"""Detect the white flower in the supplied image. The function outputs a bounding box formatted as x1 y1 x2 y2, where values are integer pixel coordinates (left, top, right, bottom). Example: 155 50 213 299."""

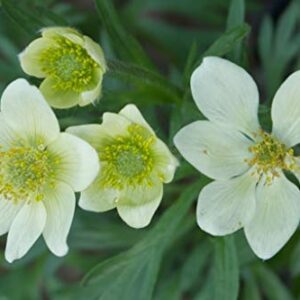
67 104 178 228
0 79 100 262
174 56 300 259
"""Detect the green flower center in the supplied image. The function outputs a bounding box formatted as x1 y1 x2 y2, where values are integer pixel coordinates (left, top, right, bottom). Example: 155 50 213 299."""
40 37 98 92
0 145 60 202
99 124 155 189
246 131 294 182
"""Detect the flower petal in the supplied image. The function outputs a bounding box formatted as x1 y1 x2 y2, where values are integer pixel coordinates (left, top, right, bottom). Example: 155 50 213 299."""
40 77 81 109
271 71 300 147
19 37 53 78
119 104 155 134
245 174 300 259
83 35 107 70
0 114 17 148
79 178 118 212
196 170 257 235
43 182 75 256
191 56 260 138
153 139 178 183
41 27 83 45
0 199 23 236
79 77 102 107
1 79 60 145
5 201 46 263
117 184 163 228
174 120 253 180
48 132 100 192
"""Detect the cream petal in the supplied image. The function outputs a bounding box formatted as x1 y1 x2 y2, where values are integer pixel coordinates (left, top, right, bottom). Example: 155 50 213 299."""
191 56 260 138
66 124 103 149
1 79 60 145
48 132 100 192
43 182 75 257
271 71 300 147
245 174 300 259
119 104 155 134
0 198 23 236
174 120 253 180
41 27 84 45
5 201 46 263
19 37 53 78
153 139 178 183
79 78 102 107
117 184 163 228
79 179 118 212
83 35 107 69
40 77 81 109
196 170 257 235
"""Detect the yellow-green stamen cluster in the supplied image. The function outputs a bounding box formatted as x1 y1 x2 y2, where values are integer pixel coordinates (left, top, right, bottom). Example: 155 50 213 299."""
99 124 155 189
246 131 294 183
0 145 59 202
39 37 98 92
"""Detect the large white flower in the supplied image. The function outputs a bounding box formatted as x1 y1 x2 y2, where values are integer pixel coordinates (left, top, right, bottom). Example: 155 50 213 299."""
174 56 300 259
0 79 99 262
67 104 178 228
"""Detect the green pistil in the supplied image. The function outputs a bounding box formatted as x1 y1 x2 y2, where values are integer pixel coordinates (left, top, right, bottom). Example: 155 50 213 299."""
39 37 98 93
0 145 60 202
99 124 155 189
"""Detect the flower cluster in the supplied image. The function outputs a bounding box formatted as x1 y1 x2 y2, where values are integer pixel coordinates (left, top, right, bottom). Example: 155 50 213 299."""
1 25 300 263
0 27 177 262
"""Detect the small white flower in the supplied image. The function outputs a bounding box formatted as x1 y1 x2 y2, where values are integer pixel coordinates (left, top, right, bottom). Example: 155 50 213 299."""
0 79 99 262
67 104 178 228
174 56 300 259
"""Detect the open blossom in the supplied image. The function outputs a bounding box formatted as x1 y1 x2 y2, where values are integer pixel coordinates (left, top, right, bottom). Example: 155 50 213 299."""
0 79 99 262
174 56 300 259
19 27 106 109
67 104 178 228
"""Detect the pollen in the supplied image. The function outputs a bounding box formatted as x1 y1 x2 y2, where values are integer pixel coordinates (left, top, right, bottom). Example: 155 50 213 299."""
0 145 60 202
39 37 98 93
99 124 155 189
246 131 295 183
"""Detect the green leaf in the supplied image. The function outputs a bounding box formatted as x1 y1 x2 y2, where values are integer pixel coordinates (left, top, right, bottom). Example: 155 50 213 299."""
192 23 250 74
253 264 293 300
107 59 182 103
226 0 245 62
94 0 155 70
241 271 261 300
74 179 206 300
211 236 239 300
1 0 67 36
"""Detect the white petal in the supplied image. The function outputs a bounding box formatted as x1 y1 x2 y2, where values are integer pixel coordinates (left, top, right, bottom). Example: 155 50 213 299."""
174 120 253 180
1 79 60 145
79 78 102 107
48 133 100 192
117 186 163 228
197 170 257 235
79 178 118 212
0 199 23 236
153 139 178 183
271 71 300 147
5 201 46 263
43 182 75 256
0 114 17 148
119 104 155 134
191 57 260 138
83 35 107 69
245 174 300 259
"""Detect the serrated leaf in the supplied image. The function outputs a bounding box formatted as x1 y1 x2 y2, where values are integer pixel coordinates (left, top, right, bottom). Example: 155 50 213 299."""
94 0 155 70
73 179 207 300
212 236 239 300
254 264 293 300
